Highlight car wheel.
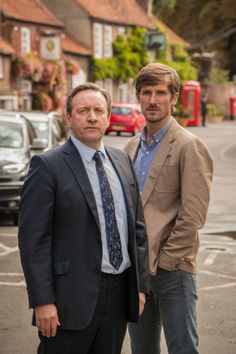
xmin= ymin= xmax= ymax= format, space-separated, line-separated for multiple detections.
xmin=12 ymin=213 xmax=18 ymax=226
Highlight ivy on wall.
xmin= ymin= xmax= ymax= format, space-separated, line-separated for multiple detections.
xmin=93 ymin=26 xmax=197 ymax=83
xmin=93 ymin=27 xmax=149 ymax=82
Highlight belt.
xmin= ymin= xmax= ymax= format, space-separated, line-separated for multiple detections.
xmin=101 ymin=269 xmax=128 ymax=280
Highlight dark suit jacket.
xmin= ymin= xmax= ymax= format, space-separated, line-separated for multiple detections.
xmin=18 ymin=138 xmax=149 ymax=330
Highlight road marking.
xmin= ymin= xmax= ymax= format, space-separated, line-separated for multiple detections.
xmin=200 ymin=283 xmax=236 ymax=291
xmin=204 ymin=252 xmax=218 ymax=265
xmin=201 ymin=240 xmax=236 ymax=246
xmin=0 ymin=280 xmax=25 ymax=287
xmin=200 ymin=270 xmax=236 ymax=281
xmin=220 ymin=143 xmax=236 ymax=162
xmin=0 ymin=233 xmax=17 ymax=238
xmin=0 ymin=272 xmax=25 ymax=287
xmin=0 ymin=242 xmax=18 ymax=256
xmin=0 ymin=272 xmax=23 ymax=276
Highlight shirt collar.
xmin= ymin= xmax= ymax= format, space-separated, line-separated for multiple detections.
xmin=71 ymin=135 xmax=106 ymax=163
xmin=140 ymin=117 xmax=173 ymax=145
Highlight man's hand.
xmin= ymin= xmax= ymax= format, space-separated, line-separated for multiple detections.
xmin=35 ymin=304 xmax=60 ymax=337
xmin=139 ymin=292 xmax=146 ymax=316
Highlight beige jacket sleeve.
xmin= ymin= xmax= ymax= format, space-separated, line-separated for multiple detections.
xmin=158 ymin=137 xmax=213 ymax=271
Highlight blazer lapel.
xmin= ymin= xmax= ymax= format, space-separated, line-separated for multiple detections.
xmin=141 ymin=119 xmax=178 ymax=207
xmin=105 ymin=147 xmax=134 ymax=219
xmin=127 ymin=135 xmax=141 ymax=161
xmin=62 ymin=139 xmax=100 ymax=230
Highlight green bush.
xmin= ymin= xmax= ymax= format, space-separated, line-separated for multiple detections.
xmin=207 ymin=103 xmax=223 ymax=116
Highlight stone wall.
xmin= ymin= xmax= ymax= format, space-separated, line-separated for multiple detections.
xmin=207 ymin=83 xmax=236 ymax=118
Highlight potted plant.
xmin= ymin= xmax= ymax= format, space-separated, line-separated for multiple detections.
xmin=207 ymin=103 xmax=223 ymax=124
xmin=174 ymin=106 xmax=191 ymax=127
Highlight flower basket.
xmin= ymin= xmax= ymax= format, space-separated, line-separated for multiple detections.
xmin=65 ymin=57 xmax=80 ymax=75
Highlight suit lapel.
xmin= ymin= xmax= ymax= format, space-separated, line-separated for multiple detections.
xmin=142 ymin=119 xmax=179 ymax=206
xmin=127 ymin=135 xmax=141 ymax=161
xmin=62 ymin=139 xmax=100 ymax=230
xmin=105 ymin=147 xmax=134 ymax=219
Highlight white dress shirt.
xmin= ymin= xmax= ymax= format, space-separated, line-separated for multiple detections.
xmin=71 ymin=135 xmax=131 ymax=274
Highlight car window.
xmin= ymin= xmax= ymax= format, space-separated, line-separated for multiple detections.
xmin=111 ymin=107 xmax=132 ymax=115
xmin=30 ymin=120 xmax=49 ymax=143
xmin=0 ymin=121 xmax=23 ymax=148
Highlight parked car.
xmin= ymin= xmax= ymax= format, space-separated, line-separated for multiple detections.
xmin=0 ymin=112 xmax=42 ymax=225
xmin=18 ymin=111 xmax=68 ymax=150
xmin=106 ymin=103 xmax=146 ymax=136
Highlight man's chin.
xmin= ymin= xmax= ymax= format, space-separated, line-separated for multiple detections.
xmin=146 ymin=115 xmax=165 ymax=124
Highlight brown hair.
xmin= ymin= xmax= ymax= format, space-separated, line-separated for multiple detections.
xmin=66 ymin=82 xmax=112 ymax=116
xmin=135 ymin=62 xmax=181 ymax=98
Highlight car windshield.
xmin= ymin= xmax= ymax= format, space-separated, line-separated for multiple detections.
xmin=31 ymin=121 xmax=49 ymax=142
xmin=0 ymin=121 xmax=23 ymax=148
xmin=111 ymin=107 xmax=132 ymax=115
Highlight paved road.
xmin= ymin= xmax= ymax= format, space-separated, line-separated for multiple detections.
xmin=0 ymin=122 xmax=236 ymax=354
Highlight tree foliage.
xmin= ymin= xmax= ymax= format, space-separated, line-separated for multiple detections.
xmin=93 ymin=25 xmax=197 ymax=83
xmin=153 ymin=0 xmax=236 ymax=77
xmin=93 ymin=27 xmax=149 ymax=82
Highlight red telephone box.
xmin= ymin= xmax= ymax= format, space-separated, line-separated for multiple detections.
xmin=181 ymin=81 xmax=201 ymax=126
xmin=229 ymin=97 xmax=236 ymax=120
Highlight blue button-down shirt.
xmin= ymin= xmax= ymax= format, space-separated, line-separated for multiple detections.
xmin=71 ymin=135 xmax=131 ymax=274
xmin=134 ymin=118 xmax=172 ymax=194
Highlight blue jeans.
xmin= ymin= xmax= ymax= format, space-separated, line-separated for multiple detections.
xmin=128 ymin=268 xmax=199 ymax=354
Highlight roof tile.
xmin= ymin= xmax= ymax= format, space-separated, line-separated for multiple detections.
xmin=62 ymin=34 xmax=91 ymax=56
xmin=0 ymin=0 xmax=63 ymax=27
xmin=76 ymin=0 xmax=155 ymax=29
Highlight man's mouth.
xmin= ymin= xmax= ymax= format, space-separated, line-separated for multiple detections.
xmin=147 ymin=108 xmax=160 ymax=112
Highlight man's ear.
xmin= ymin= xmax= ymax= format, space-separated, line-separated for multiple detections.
xmin=172 ymin=92 xmax=179 ymax=105
xmin=66 ymin=113 xmax=72 ymax=128
xmin=136 ymin=93 xmax=140 ymax=103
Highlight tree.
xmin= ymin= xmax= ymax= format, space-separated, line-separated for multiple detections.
xmin=153 ymin=0 xmax=236 ymax=78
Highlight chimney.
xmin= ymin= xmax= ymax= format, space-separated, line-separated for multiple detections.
xmin=136 ymin=0 xmax=153 ymax=16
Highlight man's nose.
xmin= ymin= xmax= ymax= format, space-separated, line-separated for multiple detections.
xmin=149 ymin=92 xmax=157 ymax=104
xmin=88 ymin=109 xmax=97 ymax=121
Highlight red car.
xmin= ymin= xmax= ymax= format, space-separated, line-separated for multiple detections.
xmin=106 ymin=103 xmax=146 ymax=136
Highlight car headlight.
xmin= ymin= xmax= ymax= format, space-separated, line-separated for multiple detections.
xmin=3 ymin=163 xmax=27 ymax=174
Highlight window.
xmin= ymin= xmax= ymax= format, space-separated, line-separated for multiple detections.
xmin=21 ymin=80 xmax=32 ymax=95
xmin=118 ymin=27 xmax=125 ymax=35
xmin=93 ymin=23 xmax=103 ymax=58
xmin=104 ymin=26 xmax=112 ymax=58
xmin=21 ymin=27 xmax=31 ymax=54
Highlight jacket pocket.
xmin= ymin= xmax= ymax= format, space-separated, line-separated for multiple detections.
xmin=52 ymin=260 xmax=70 ymax=276
xmin=154 ymin=165 xmax=179 ymax=193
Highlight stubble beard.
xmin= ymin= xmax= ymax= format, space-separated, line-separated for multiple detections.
xmin=145 ymin=111 xmax=169 ymax=124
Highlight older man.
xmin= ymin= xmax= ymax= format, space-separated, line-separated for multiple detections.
xmin=18 ymin=82 xmax=149 ymax=354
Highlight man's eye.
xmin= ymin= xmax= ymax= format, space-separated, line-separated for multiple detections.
xmin=96 ymin=108 xmax=104 ymax=113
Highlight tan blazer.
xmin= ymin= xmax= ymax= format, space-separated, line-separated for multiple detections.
xmin=124 ymin=118 xmax=213 ymax=274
